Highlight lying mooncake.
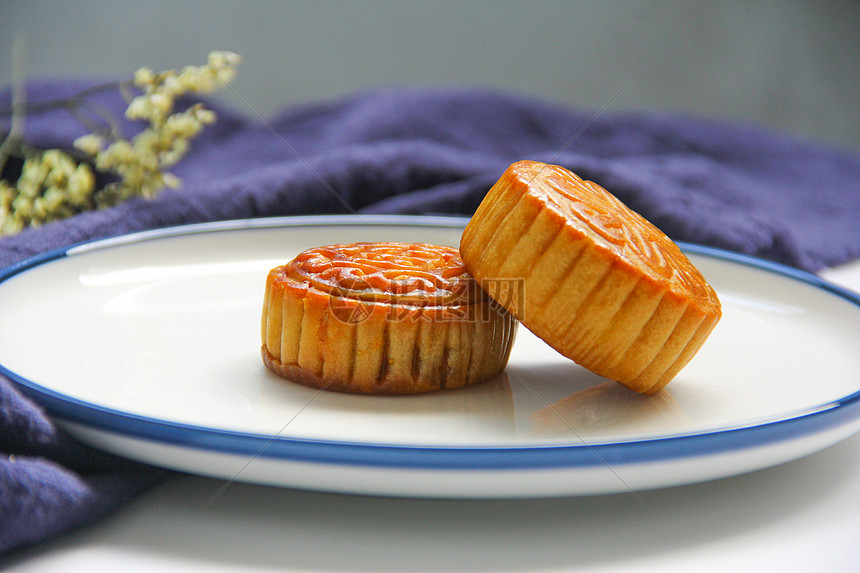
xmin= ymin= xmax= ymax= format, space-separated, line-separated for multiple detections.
xmin=460 ymin=160 xmax=721 ymax=394
xmin=261 ymin=242 xmax=517 ymax=394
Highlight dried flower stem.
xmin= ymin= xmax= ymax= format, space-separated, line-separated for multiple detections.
xmin=0 ymin=33 xmax=27 ymax=182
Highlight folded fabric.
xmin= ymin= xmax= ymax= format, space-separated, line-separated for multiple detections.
xmin=2 ymin=79 xmax=859 ymax=555
xmin=0 ymin=380 xmax=166 ymax=555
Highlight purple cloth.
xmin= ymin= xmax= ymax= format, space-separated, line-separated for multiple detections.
xmin=0 ymin=381 xmax=166 ymax=554
xmin=2 ymin=79 xmax=860 ymax=555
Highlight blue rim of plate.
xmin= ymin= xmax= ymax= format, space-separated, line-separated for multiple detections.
xmin=2 ymin=215 xmax=860 ymax=471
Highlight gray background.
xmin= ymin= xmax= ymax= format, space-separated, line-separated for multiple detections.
xmin=2 ymin=0 xmax=858 ymax=152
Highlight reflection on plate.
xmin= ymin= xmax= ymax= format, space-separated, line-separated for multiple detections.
xmin=528 ymin=381 xmax=691 ymax=439
xmin=1 ymin=215 xmax=860 ymax=498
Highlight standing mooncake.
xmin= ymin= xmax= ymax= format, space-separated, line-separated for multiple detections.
xmin=460 ymin=161 xmax=721 ymax=394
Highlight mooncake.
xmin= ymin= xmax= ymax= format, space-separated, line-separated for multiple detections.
xmin=261 ymin=242 xmax=517 ymax=394
xmin=460 ymin=161 xmax=721 ymax=394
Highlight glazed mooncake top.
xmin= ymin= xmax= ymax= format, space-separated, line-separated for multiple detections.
xmin=274 ymin=242 xmax=485 ymax=306
xmin=512 ymin=160 xmax=720 ymax=311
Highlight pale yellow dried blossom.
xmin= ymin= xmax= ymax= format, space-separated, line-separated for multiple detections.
xmin=133 ymin=66 xmax=155 ymax=87
xmin=68 ymin=163 xmax=95 ymax=206
xmin=73 ymin=133 xmax=104 ymax=156
xmin=1 ymin=182 xmax=18 ymax=232
xmin=208 ymin=50 xmax=241 ymax=70
xmin=0 ymin=150 xmax=97 ymax=234
xmin=1 ymin=50 xmax=240 ymax=236
xmin=126 ymin=50 xmax=241 ymax=126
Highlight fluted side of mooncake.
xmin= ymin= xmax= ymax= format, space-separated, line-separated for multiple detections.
xmin=460 ymin=161 xmax=721 ymax=394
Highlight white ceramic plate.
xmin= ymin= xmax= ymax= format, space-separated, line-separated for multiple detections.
xmin=2 ymin=215 xmax=860 ymax=498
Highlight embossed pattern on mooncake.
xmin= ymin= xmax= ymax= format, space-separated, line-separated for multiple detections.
xmin=536 ymin=164 xmax=717 ymax=309
xmin=283 ymin=242 xmax=479 ymax=305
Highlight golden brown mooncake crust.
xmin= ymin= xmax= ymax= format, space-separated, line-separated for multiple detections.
xmin=261 ymin=242 xmax=517 ymax=394
xmin=459 ymin=160 xmax=721 ymax=394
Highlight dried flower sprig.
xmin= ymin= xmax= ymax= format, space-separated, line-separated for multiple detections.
xmin=0 ymin=50 xmax=240 ymax=236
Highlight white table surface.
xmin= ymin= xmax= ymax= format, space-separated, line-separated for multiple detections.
xmin=4 ymin=260 xmax=860 ymax=573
